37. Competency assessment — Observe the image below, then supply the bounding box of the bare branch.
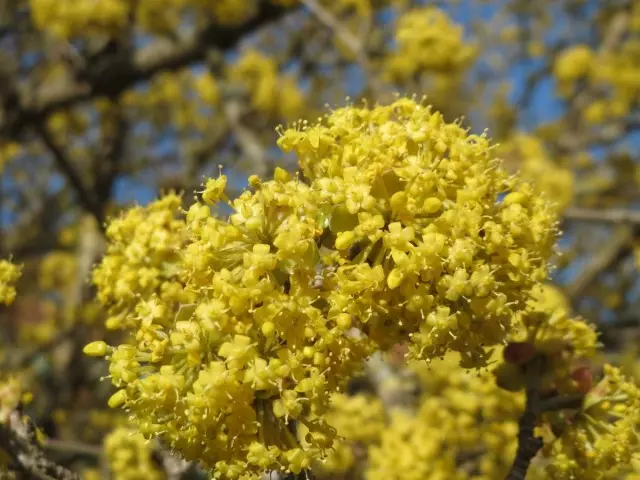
[224,99,268,178]
[0,411,79,480]
[42,439,102,458]
[564,206,640,225]
[300,0,362,54]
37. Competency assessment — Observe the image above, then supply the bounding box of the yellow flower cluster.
[499,134,575,213]
[368,409,462,480]
[589,38,640,122]
[367,353,523,480]
[540,365,640,479]
[92,193,190,331]
[103,427,165,480]
[39,251,78,291]
[90,98,558,478]
[620,343,640,387]
[623,454,640,480]
[30,0,129,38]
[510,284,599,393]
[279,97,557,366]
[385,8,477,81]
[554,45,593,84]
[29,0,293,39]
[228,50,305,120]
[0,260,21,306]
[312,393,386,474]
[90,183,373,476]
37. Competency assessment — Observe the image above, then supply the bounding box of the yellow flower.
[0,260,21,306]
[311,393,386,474]
[504,284,599,393]
[228,49,306,119]
[367,352,523,480]
[554,45,593,82]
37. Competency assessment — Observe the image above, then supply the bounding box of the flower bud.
[83,341,109,357]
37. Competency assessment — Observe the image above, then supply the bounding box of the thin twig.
[42,439,102,457]
[223,99,268,178]
[300,0,362,54]
[301,0,386,98]
[564,225,633,299]
[564,206,640,225]
[0,411,79,480]
[94,102,127,206]
[539,393,584,413]
[505,358,544,480]
[35,122,105,230]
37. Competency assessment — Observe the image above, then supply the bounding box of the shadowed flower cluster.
[0,260,21,306]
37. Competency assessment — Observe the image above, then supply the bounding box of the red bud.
[571,366,593,393]
[503,342,536,365]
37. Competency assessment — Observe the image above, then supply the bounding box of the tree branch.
[564,224,633,299]
[505,359,589,479]
[300,0,362,54]
[301,0,387,99]
[223,99,268,178]
[505,358,544,480]
[0,410,79,480]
